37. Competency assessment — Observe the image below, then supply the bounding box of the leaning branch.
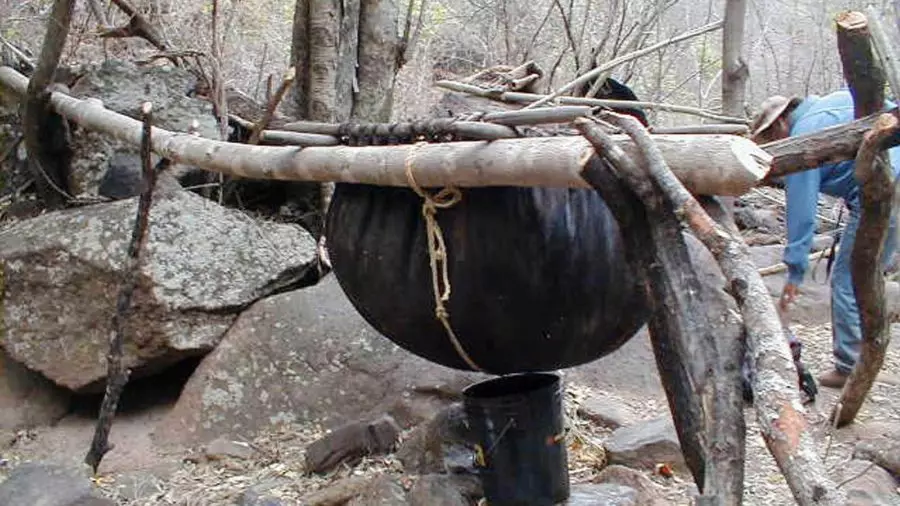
[527,20,725,109]
[833,114,899,427]
[248,67,296,145]
[102,0,168,51]
[0,66,770,196]
[836,11,885,118]
[598,111,844,505]
[85,102,159,473]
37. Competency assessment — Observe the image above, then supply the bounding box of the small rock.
[0,462,109,506]
[605,416,686,473]
[564,483,638,505]
[300,476,370,506]
[396,403,473,474]
[595,465,668,505]
[576,394,636,429]
[347,476,409,506]
[854,438,900,476]
[237,488,284,506]
[734,208,781,232]
[838,459,899,506]
[205,436,255,460]
[305,415,401,474]
[407,474,479,506]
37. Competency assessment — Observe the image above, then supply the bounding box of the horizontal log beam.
[0,66,771,196]
[763,107,900,180]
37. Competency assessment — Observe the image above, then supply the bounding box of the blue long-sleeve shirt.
[783,90,900,285]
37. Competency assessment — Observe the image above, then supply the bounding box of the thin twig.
[84,102,159,474]
[248,67,295,145]
[834,461,877,489]
[527,20,724,109]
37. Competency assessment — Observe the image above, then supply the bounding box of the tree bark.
[22,0,76,208]
[0,66,772,197]
[597,111,844,505]
[831,10,896,428]
[577,120,746,503]
[864,5,900,103]
[353,0,401,122]
[762,108,900,180]
[306,0,343,122]
[722,0,749,118]
[834,114,899,427]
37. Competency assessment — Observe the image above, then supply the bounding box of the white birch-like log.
[0,66,771,196]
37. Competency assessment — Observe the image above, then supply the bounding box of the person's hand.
[779,283,799,311]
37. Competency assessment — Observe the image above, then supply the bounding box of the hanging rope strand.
[405,142,485,373]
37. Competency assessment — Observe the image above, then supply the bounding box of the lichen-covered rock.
[156,274,485,445]
[0,462,114,506]
[0,189,316,391]
[67,59,218,197]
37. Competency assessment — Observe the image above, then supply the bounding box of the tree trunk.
[722,0,749,118]
[353,0,400,122]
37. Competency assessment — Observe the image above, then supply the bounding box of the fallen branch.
[598,111,844,505]
[23,0,76,208]
[435,80,747,124]
[0,34,35,70]
[248,67,296,145]
[527,20,725,109]
[0,66,770,196]
[758,250,831,277]
[85,102,159,473]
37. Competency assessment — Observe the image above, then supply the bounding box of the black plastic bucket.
[463,372,570,506]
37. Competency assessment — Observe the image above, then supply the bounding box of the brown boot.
[818,369,849,388]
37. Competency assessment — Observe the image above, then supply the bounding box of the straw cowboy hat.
[750,95,801,139]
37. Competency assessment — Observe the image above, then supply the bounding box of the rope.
[404,141,485,373]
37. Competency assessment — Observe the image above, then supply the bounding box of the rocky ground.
[1,59,898,505]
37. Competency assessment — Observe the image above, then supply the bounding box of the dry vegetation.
[3,0,898,126]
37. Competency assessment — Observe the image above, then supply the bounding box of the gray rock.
[346,476,409,506]
[408,474,479,506]
[564,483,638,505]
[0,462,110,506]
[236,489,284,506]
[605,416,686,473]
[156,274,485,445]
[576,394,636,430]
[97,151,179,200]
[396,403,473,474]
[205,436,255,461]
[0,190,317,391]
[854,437,900,476]
[305,415,401,474]
[0,349,71,430]
[67,59,220,197]
[595,465,668,505]
[838,459,899,506]
[735,208,782,233]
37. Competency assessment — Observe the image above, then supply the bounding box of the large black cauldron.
[325,183,650,374]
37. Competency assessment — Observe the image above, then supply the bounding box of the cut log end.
[731,135,773,180]
[836,11,868,30]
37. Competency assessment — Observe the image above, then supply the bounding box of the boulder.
[0,349,71,430]
[396,403,473,474]
[0,462,114,506]
[407,474,480,506]
[346,476,410,506]
[605,416,686,474]
[156,274,485,445]
[854,437,900,476]
[67,59,219,197]
[576,393,637,430]
[595,465,668,505]
[0,189,317,391]
[564,483,638,506]
[838,459,899,506]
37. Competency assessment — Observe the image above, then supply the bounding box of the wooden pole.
[0,66,770,197]
[831,10,897,427]
[596,111,844,505]
[722,0,749,118]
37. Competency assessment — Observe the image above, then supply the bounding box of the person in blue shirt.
[750,90,900,388]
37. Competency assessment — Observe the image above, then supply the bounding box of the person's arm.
[782,165,821,285]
